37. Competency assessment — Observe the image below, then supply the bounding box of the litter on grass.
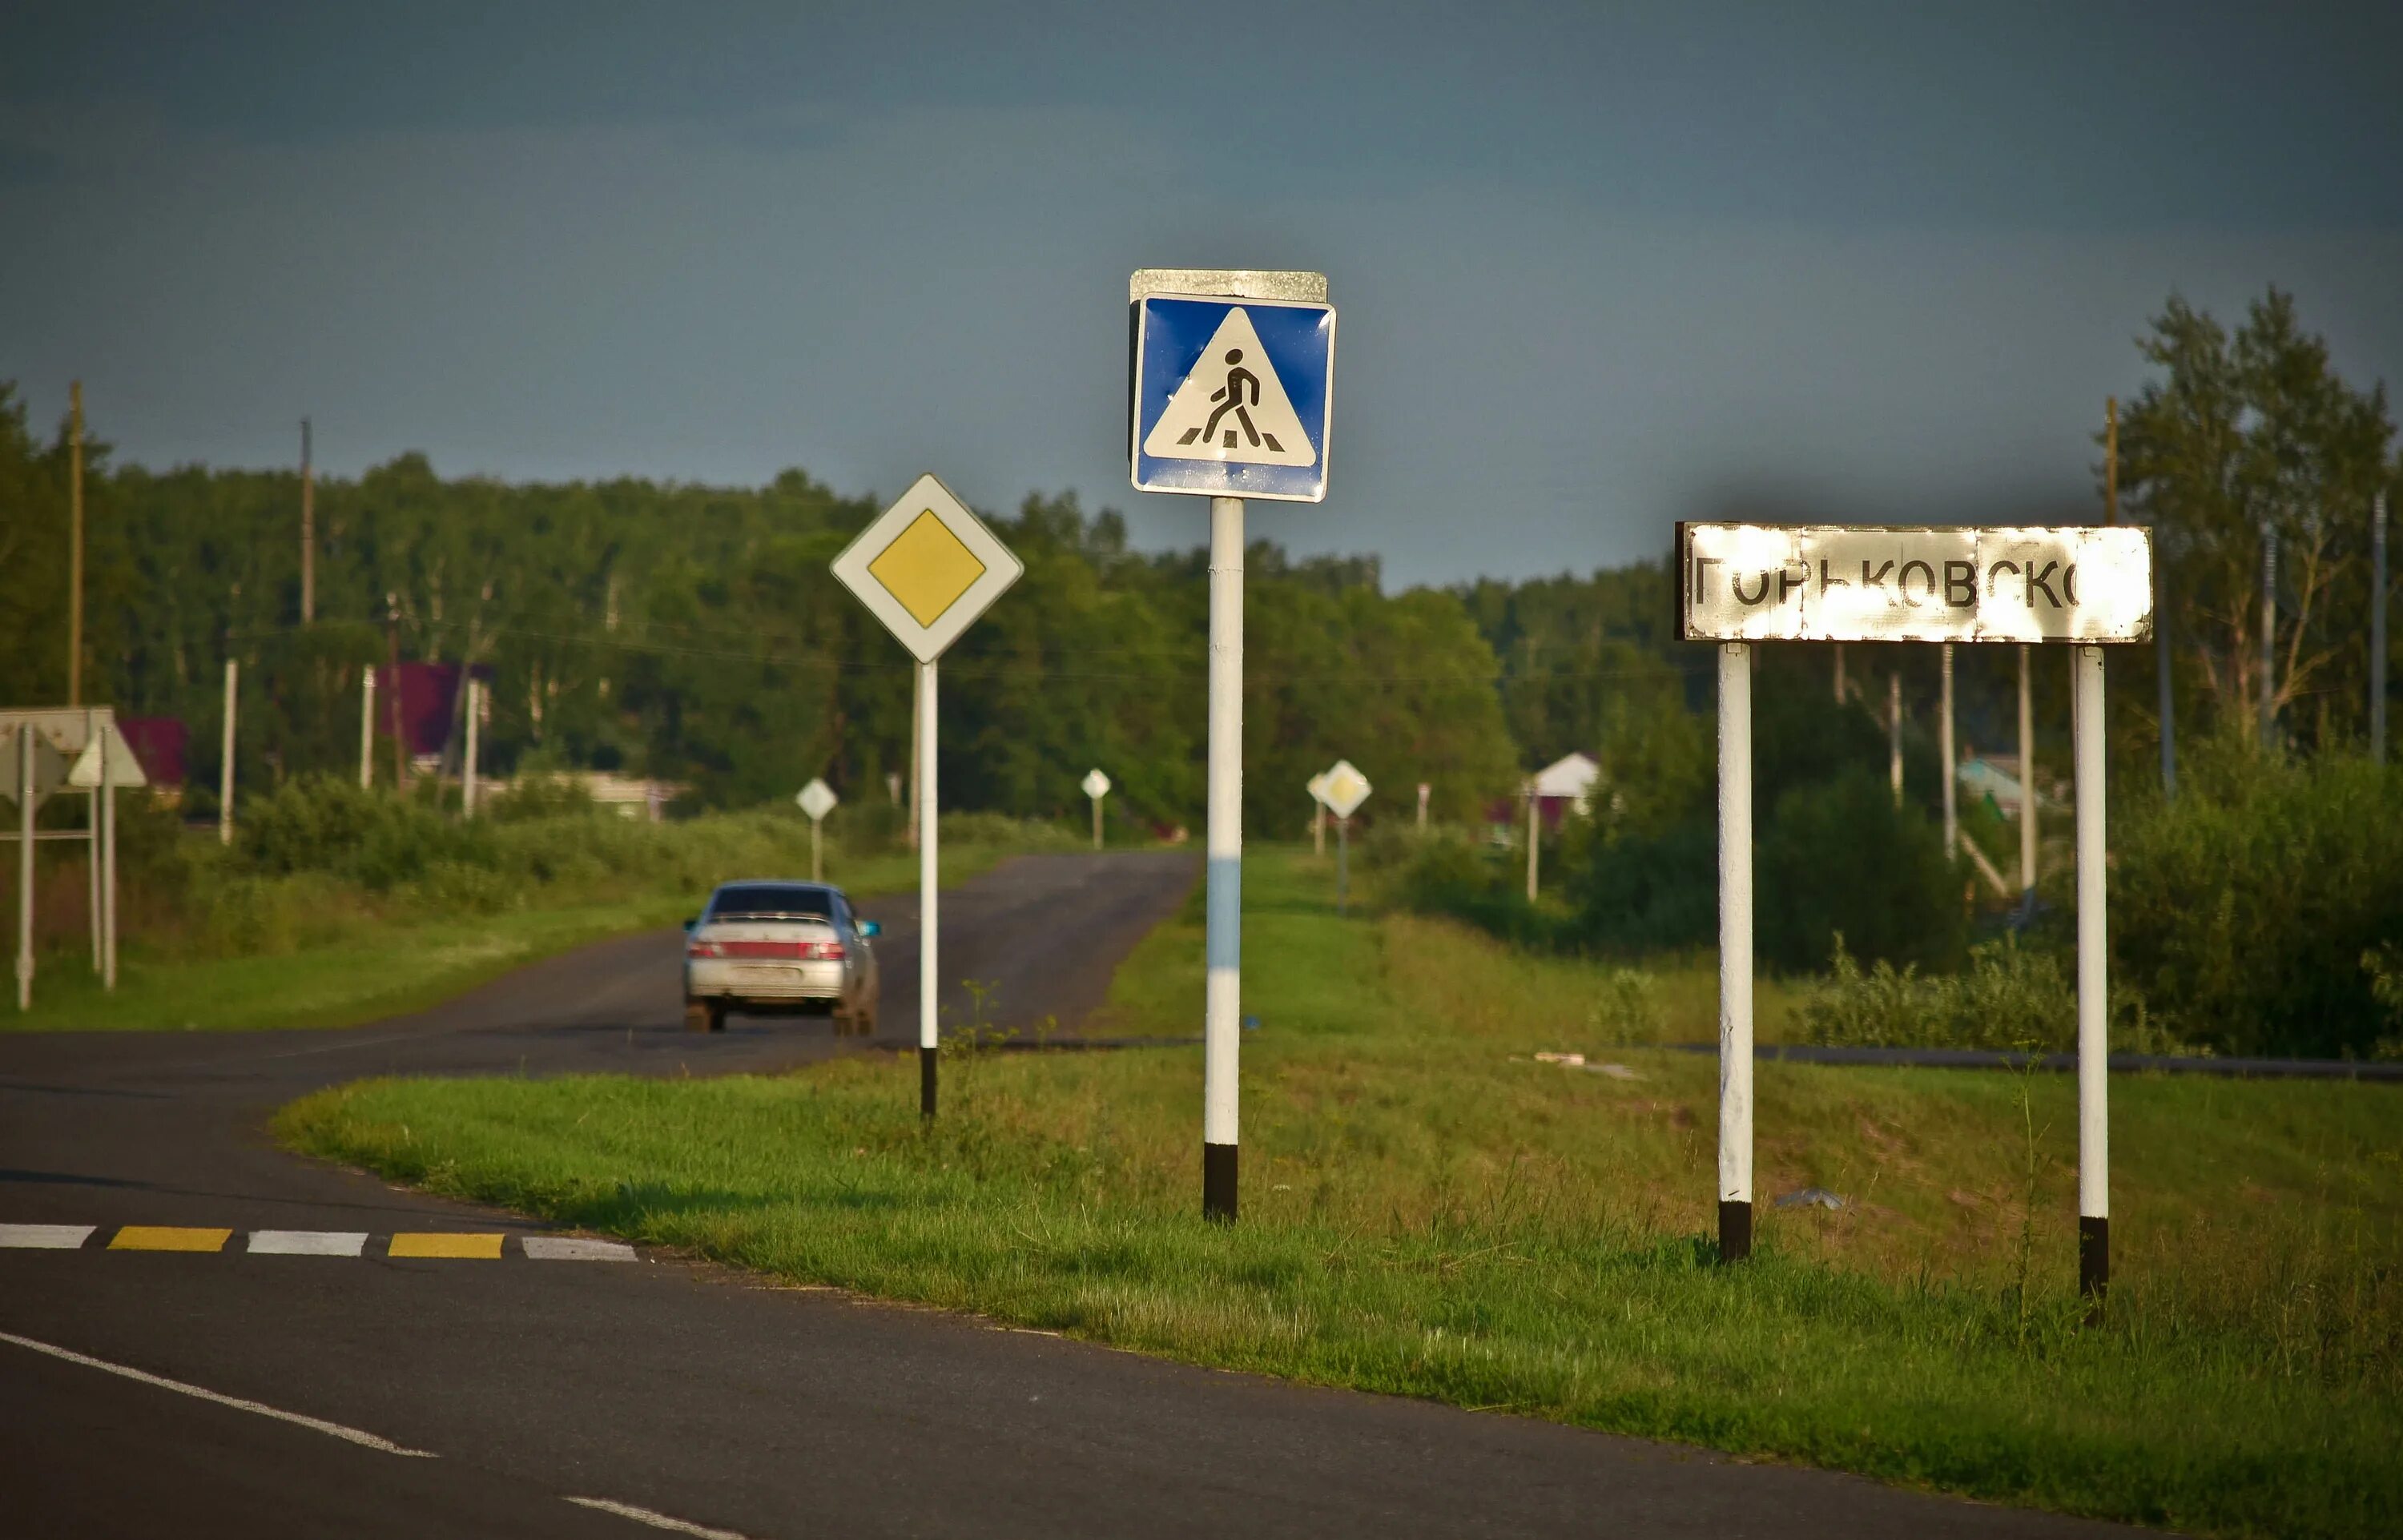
[1528,1052,1642,1080]
[1776,1187,1846,1211]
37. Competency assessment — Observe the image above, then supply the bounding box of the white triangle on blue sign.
[1142,308,1316,468]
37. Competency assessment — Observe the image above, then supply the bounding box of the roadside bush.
[1795,934,2184,1053]
[1758,768,1965,973]
[2109,738,2403,1057]
[1563,818,1717,955]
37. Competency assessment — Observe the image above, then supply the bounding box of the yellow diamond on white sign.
[1319,760,1371,820]
[831,473,1023,663]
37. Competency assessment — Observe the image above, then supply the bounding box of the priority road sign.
[831,472,1022,1122]
[1132,294,1335,503]
[832,473,1024,664]
[1081,769,1111,801]
[1318,760,1371,820]
[795,778,837,822]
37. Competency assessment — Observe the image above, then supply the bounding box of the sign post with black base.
[1677,522,2151,1300]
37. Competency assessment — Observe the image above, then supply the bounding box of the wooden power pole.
[67,382,84,706]
[300,417,315,625]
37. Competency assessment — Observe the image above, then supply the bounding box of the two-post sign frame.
[1678,521,2152,1299]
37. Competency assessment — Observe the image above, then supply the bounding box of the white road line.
[0,1224,95,1248]
[522,1236,637,1262]
[248,1229,371,1256]
[564,1496,757,1538]
[0,1330,438,1458]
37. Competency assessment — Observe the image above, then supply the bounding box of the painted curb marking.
[109,1225,233,1253]
[523,1236,637,1262]
[0,1224,96,1248]
[248,1230,369,1257]
[388,1232,505,1260]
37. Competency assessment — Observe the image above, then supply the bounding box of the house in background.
[1487,750,1603,833]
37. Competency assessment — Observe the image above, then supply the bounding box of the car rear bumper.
[685,959,846,1003]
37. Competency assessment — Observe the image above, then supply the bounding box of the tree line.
[2,287,2393,849]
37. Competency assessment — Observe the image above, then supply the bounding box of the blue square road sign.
[1130,295,1336,504]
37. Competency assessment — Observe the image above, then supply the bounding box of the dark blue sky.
[4,2,2397,582]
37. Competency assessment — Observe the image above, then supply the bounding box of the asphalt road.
[2,850,2134,1539]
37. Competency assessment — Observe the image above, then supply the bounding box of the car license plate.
[735,965,791,984]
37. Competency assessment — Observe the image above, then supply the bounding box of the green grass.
[280,848,2403,1538]
[6,841,1006,1033]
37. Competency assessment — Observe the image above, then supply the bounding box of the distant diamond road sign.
[831,473,1024,662]
[1132,294,1335,503]
[1081,769,1111,800]
[1319,760,1371,820]
[795,778,837,822]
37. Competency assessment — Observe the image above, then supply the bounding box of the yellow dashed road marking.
[388,1232,505,1260]
[108,1226,233,1253]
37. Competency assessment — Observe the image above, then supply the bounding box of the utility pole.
[386,595,407,790]
[219,660,238,846]
[1524,781,1540,903]
[2103,396,2118,527]
[1939,644,1957,859]
[1833,643,1846,705]
[67,383,84,706]
[1887,672,1902,806]
[2372,491,2387,766]
[360,667,376,788]
[462,677,481,818]
[300,418,315,625]
[2260,514,2278,748]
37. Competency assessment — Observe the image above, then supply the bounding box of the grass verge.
[280,848,2402,1538]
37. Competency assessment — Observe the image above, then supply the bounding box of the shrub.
[1796,934,2187,1053]
[1757,768,1965,973]
[2109,738,2403,1057]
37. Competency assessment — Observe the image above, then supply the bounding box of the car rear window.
[708,883,833,920]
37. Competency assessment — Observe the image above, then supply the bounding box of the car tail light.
[698,939,845,960]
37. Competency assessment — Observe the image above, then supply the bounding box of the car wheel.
[685,1000,724,1034]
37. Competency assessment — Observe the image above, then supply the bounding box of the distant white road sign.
[1319,760,1371,820]
[1132,294,1335,503]
[1678,524,2153,644]
[1081,769,1111,801]
[795,778,837,822]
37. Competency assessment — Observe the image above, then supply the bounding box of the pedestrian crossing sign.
[1132,293,1335,503]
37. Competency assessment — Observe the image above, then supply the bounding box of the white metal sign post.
[797,778,839,881]
[1131,268,1335,1222]
[3,710,146,1008]
[832,473,1022,1121]
[1680,522,2151,1299]
[1318,761,1371,916]
[1081,768,1111,850]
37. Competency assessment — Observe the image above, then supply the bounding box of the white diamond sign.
[1319,760,1371,820]
[831,472,1024,663]
[795,778,837,822]
[1081,769,1111,801]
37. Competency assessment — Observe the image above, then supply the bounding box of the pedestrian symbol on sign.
[1143,308,1317,469]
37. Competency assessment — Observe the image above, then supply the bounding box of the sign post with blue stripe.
[1129,271,1335,1222]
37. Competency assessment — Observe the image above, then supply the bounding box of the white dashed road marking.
[523,1236,637,1262]
[565,1496,758,1538]
[248,1230,370,1256]
[0,1330,439,1458]
[0,1224,95,1248]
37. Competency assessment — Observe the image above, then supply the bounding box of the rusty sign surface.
[1677,524,2154,644]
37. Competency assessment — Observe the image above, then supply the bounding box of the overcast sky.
[3,2,2399,585]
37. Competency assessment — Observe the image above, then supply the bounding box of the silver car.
[682,880,881,1035]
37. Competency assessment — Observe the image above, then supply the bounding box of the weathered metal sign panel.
[1677,524,2153,644]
